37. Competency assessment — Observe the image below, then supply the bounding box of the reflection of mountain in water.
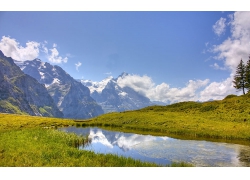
[88,128,160,151]
[61,127,165,152]
[59,127,250,167]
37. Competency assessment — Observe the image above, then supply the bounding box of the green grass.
[0,114,191,167]
[0,128,162,167]
[0,100,24,114]
[81,93,250,143]
[0,113,75,131]
[39,106,53,117]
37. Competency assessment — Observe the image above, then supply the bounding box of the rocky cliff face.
[0,51,63,117]
[81,73,154,113]
[16,58,104,119]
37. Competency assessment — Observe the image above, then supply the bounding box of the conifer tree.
[245,55,250,92]
[233,59,246,94]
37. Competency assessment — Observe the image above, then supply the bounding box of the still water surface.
[59,127,250,167]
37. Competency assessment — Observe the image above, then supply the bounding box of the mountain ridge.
[0,50,63,117]
[80,73,155,113]
[15,57,104,119]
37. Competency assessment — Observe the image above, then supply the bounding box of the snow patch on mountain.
[118,92,127,97]
[52,78,60,84]
[39,71,45,79]
[81,76,113,93]
[14,58,104,119]
[80,73,154,113]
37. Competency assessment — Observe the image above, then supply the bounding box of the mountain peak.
[0,50,5,57]
[118,72,128,78]
[0,51,63,117]
[15,58,104,119]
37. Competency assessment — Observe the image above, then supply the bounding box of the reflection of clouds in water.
[89,129,113,148]
[159,137,169,141]
[88,128,161,151]
[133,140,247,167]
[60,127,250,167]
[113,134,157,151]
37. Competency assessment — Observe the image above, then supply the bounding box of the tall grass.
[1,114,183,167]
[0,128,163,167]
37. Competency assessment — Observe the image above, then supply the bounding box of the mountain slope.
[16,58,104,119]
[0,51,63,117]
[81,73,154,113]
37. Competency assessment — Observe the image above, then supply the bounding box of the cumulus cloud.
[212,12,250,71]
[213,17,227,36]
[117,74,209,103]
[47,46,68,64]
[196,12,250,101]
[199,75,240,101]
[0,36,69,64]
[117,74,155,96]
[0,36,40,61]
[147,79,210,103]
[75,62,82,71]
[201,11,250,99]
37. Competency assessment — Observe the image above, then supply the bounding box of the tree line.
[233,55,250,95]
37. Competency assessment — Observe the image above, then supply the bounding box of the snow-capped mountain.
[80,73,154,113]
[15,59,104,119]
[0,51,63,117]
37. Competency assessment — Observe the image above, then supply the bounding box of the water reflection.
[88,128,162,151]
[60,127,250,167]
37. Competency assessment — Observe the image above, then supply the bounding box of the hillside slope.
[83,93,250,141]
[0,51,63,117]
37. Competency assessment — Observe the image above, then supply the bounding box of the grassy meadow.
[0,114,191,167]
[82,93,250,143]
[1,93,250,167]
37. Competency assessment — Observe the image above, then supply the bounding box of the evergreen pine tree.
[233,59,246,94]
[245,55,250,93]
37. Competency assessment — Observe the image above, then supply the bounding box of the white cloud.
[41,42,48,54]
[0,36,40,61]
[203,11,250,100]
[117,74,209,103]
[212,12,250,72]
[199,75,240,101]
[47,46,68,64]
[117,74,155,96]
[213,17,227,36]
[147,79,210,103]
[0,36,69,64]
[75,62,82,71]
[210,63,226,70]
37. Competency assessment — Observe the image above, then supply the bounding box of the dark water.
[59,127,250,167]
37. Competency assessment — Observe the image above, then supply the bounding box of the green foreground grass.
[0,128,161,167]
[0,114,191,167]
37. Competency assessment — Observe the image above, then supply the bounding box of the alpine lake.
[59,127,250,167]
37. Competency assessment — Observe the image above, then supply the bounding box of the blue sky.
[0,11,230,84]
[1,9,250,103]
